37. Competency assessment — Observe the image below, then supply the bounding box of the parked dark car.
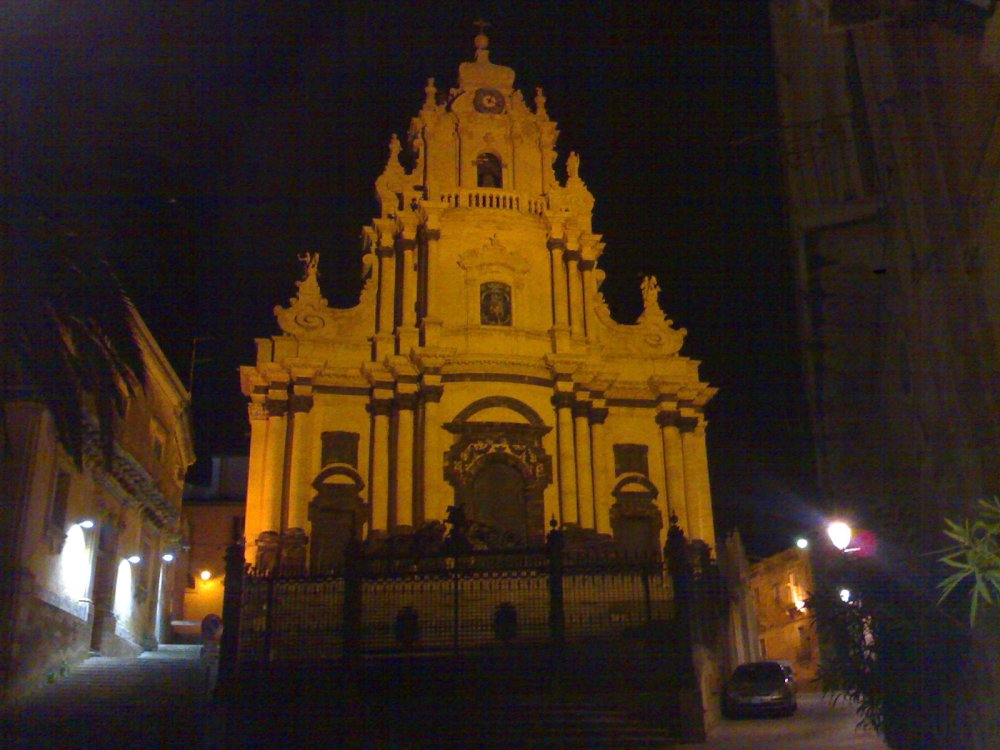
[721,661,797,718]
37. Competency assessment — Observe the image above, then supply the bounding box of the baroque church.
[240,30,717,571]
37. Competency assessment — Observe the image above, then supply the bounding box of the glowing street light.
[795,537,809,549]
[127,555,141,565]
[827,521,853,552]
[200,569,212,581]
[162,553,175,563]
[839,588,852,603]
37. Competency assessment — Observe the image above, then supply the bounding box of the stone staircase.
[1,644,209,750]
[349,692,686,749]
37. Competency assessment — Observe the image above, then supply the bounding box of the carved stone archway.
[443,398,552,548]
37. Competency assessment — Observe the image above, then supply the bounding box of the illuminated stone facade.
[240,32,717,569]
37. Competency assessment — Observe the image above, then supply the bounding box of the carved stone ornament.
[458,235,530,276]
[273,253,375,341]
[589,273,687,357]
[443,425,552,489]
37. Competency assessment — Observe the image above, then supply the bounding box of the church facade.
[240,32,717,571]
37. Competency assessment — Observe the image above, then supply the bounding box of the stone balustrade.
[438,187,548,216]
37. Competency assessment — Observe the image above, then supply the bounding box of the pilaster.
[553,391,578,524]
[589,401,611,535]
[573,394,595,528]
[418,203,446,346]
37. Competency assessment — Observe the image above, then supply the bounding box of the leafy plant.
[938,497,1000,626]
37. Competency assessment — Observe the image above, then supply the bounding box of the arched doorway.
[469,459,528,543]
[443,397,553,548]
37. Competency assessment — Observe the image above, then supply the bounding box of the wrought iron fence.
[229,539,676,668]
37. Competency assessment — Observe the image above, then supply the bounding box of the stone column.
[368,397,392,534]
[420,383,445,523]
[573,397,595,529]
[680,416,715,551]
[394,391,417,530]
[589,404,611,535]
[285,381,314,533]
[244,402,270,547]
[553,392,578,524]
[565,249,585,341]
[374,239,396,361]
[548,237,571,351]
[400,239,417,328]
[260,397,288,535]
[683,417,716,552]
[420,212,444,345]
[580,258,598,341]
[658,412,689,534]
[397,224,419,352]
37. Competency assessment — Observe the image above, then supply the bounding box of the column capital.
[563,248,582,263]
[421,385,444,404]
[368,398,393,417]
[589,407,609,425]
[395,392,419,411]
[655,411,678,428]
[248,402,268,421]
[547,237,568,253]
[676,415,701,433]
[266,397,288,417]
[552,392,574,410]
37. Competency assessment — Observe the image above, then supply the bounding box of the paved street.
[700,692,889,750]
[2,647,889,749]
[1,644,210,750]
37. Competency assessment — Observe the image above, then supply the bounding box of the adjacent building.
[749,547,818,687]
[769,0,1000,537]
[239,31,718,571]
[0,313,194,701]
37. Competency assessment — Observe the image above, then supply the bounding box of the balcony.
[437,188,549,216]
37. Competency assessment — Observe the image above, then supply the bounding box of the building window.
[321,431,360,467]
[613,444,649,477]
[480,282,512,326]
[476,152,502,188]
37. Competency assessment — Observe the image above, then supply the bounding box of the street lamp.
[827,521,853,552]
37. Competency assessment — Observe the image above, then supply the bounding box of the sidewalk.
[1,644,211,750]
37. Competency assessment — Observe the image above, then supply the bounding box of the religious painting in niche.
[480,282,512,326]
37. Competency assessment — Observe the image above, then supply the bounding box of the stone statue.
[298,252,320,281]
[567,151,580,180]
[641,275,661,312]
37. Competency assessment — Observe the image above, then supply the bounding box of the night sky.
[8,1,816,557]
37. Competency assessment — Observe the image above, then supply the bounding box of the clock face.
[474,88,505,114]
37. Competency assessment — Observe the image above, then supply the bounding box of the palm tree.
[1,202,146,467]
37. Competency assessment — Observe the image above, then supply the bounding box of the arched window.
[476,153,502,188]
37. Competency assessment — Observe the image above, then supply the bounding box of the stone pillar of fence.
[665,517,706,742]
[342,537,364,748]
[218,542,246,687]
[547,523,565,645]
